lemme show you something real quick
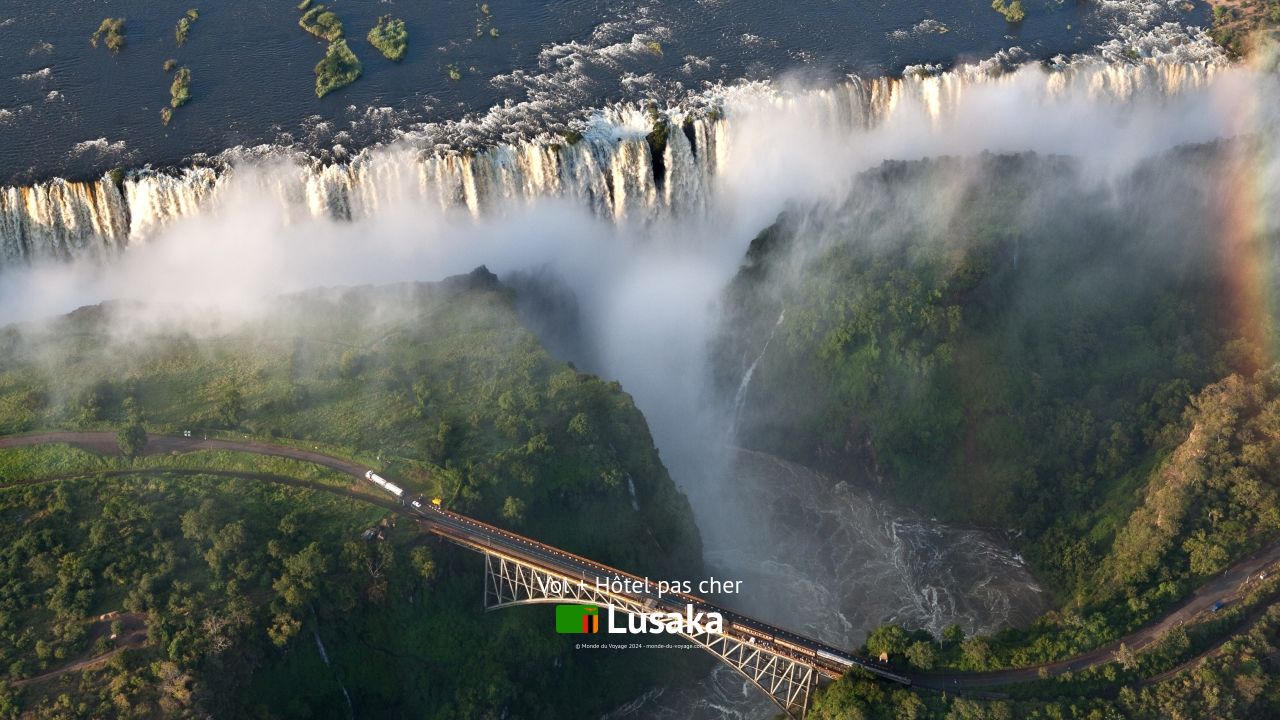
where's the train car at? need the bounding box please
[815,648,851,666]
[364,471,404,498]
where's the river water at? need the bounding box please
[601,445,1046,719]
[0,0,1202,184]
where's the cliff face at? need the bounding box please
[1105,369,1280,598]
[712,143,1271,596]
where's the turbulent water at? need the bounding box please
[0,0,1200,183]
[605,449,1046,720]
[0,53,1231,267]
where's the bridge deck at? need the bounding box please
[410,499,908,684]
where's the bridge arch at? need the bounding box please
[482,551,817,718]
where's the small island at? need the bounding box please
[175,9,199,46]
[315,39,362,98]
[170,67,192,108]
[162,66,192,125]
[991,0,1025,23]
[89,18,126,52]
[368,15,408,61]
[299,5,344,42]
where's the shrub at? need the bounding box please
[117,423,147,458]
[90,18,126,52]
[300,6,344,42]
[992,0,1026,22]
[314,39,362,98]
[175,12,198,46]
[170,67,192,108]
[367,15,408,61]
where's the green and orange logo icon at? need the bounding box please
[556,604,599,634]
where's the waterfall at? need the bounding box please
[313,626,355,719]
[730,309,785,438]
[627,476,640,512]
[0,59,1225,268]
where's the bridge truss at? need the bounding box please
[482,550,817,719]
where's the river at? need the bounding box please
[0,0,1181,185]
[600,443,1046,719]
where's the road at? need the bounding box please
[914,537,1280,689]
[0,431,905,686]
[4,430,1278,692]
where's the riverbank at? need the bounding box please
[1206,0,1280,54]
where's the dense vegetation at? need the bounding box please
[299,5,345,42]
[717,145,1280,713]
[174,9,198,47]
[368,15,408,61]
[314,40,362,98]
[991,0,1026,23]
[0,269,703,717]
[89,18,125,53]
[1209,0,1280,56]
[813,591,1280,720]
[295,3,362,98]
[169,68,192,109]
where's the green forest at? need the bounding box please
[717,145,1280,717]
[0,269,703,718]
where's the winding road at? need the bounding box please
[2,430,1278,693]
[914,538,1280,689]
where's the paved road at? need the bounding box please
[5,430,1278,692]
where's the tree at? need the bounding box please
[905,641,936,670]
[217,386,244,427]
[962,637,993,669]
[501,496,526,525]
[866,624,910,659]
[117,423,147,458]
[1114,642,1137,671]
[273,543,328,608]
[568,412,593,440]
[268,612,301,647]
[942,623,965,647]
[77,381,114,426]
[409,546,437,584]
[339,351,362,379]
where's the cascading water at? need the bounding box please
[609,450,1046,720]
[729,308,784,437]
[313,626,355,719]
[0,58,1226,267]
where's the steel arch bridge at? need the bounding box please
[416,502,911,720]
[483,551,818,717]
